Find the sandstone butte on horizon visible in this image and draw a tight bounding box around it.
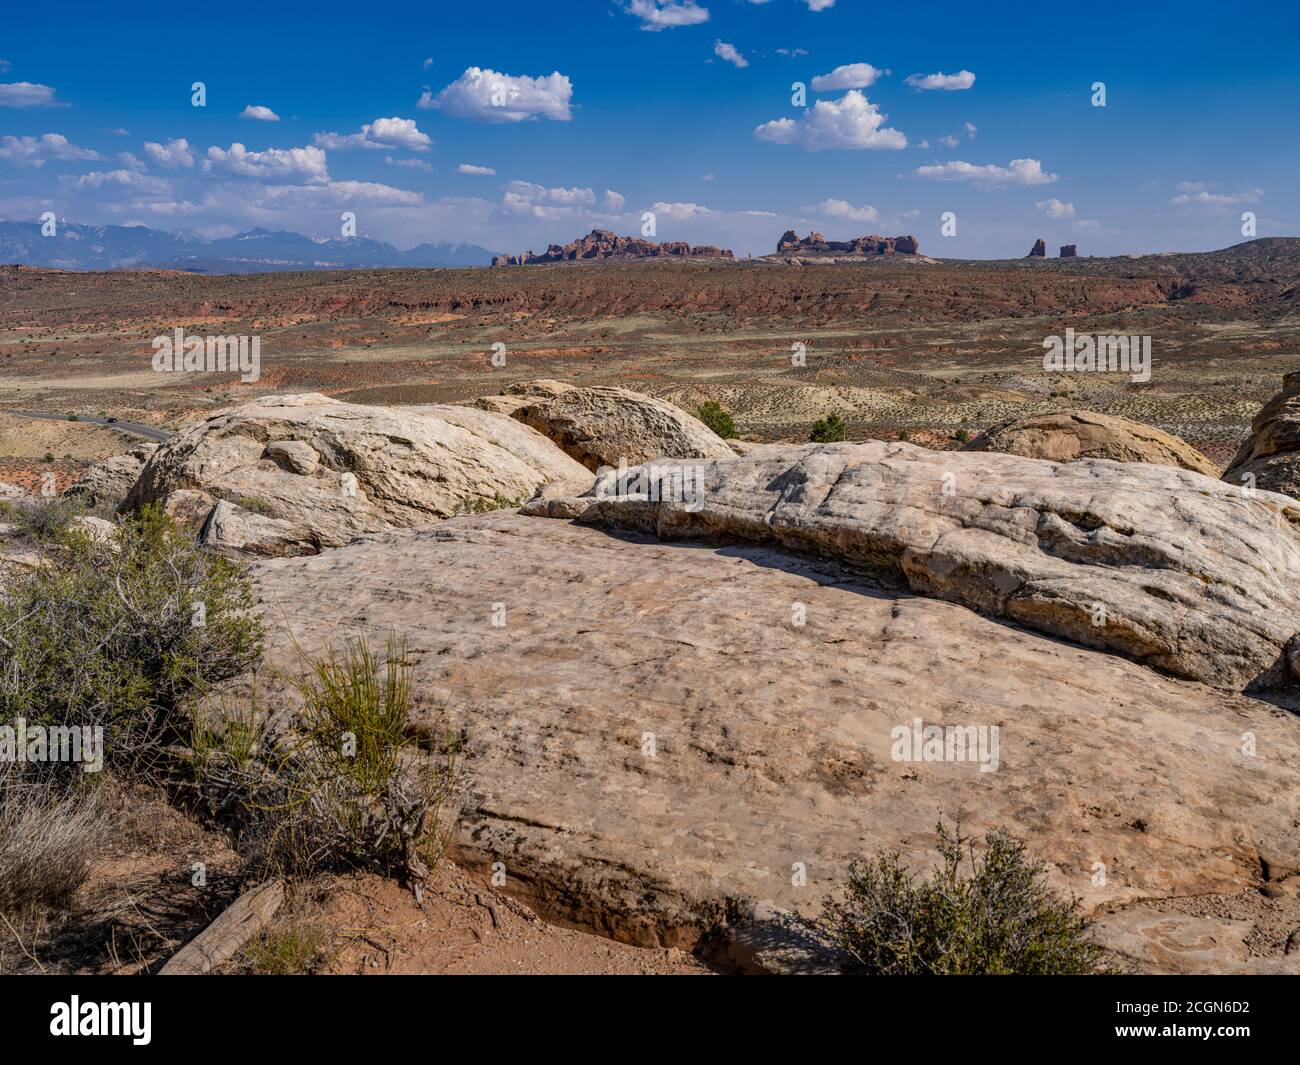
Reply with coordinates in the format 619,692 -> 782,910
490,228 -> 925,266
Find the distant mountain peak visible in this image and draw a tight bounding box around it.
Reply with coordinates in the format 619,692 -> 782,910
0,219 -> 498,273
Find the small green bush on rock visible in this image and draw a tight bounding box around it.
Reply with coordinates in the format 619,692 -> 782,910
695,400 -> 738,440
810,413 -> 847,443
0,504 -> 263,771
822,822 -> 1105,975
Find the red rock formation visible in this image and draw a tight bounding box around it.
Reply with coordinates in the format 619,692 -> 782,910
775,231 -> 920,256
1028,239 -> 1047,257
492,230 -> 733,266
1060,244 -> 1078,258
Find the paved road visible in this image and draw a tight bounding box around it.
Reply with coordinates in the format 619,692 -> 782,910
1,409 -> 173,442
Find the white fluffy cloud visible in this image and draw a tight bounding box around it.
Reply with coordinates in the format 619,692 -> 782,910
714,41 -> 748,68
69,169 -> 171,194
905,70 -> 976,91
502,181 -> 604,219
1170,186 -> 1262,208
457,163 -> 496,175
810,63 -> 886,91
651,201 -> 713,220
807,198 -> 879,223
915,158 -> 1057,186
250,180 -> 422,208
603,189 -> 626,211
313,117 -> 431,151
0,133 -> 99,167
421,67 -> 573,123
204,142 -> 330,183
143,138 -> 195,169
804,0 -> 835,9
386,156 -> 432,172
1036,198 -> 1075,218
755,91 -> 907,150
241,104 -> 280,122
626,1 -> 710,31
0,81 -> 62,107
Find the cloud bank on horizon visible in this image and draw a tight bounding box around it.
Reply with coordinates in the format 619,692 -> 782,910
0,0 -> 1293,259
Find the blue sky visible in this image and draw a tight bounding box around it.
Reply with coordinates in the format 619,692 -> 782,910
1,0 -> 1296,258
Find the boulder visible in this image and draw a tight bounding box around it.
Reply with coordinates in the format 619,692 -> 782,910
62,442 -> 158,508
502,379 -> 576,400
511,385 -> 736,472
474,395 -> 530,416
123,393 -> 592,555
962,409 -> 1219,476
1222,370 -> 1300,500
199,500 -> 318,558
535,442 -> 1300,691
215,511 -> 1300,972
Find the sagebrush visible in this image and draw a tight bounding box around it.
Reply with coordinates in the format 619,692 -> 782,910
695,400 -> 737,439
187,635 -> 458,893
0,505 -> 264,772
822,822 -> 1105,975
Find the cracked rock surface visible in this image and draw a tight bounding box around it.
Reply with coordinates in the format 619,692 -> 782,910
220,511 -> 1300,973
543,442 -> 1300,691
123,393 -> 592,555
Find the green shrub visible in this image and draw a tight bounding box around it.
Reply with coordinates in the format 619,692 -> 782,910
955,428 -> 971,444
9,496 -> 84,543
809,413 -> 847,443
695,400 -> 737,439
188,635 -> 457,892
243,920 -> 330,975
822,822 -> 1105,975
0,504 -> 263,772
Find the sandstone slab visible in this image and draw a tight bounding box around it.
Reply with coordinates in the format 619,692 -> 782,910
538,442 -> 1300,691
224,512 -> 1300,972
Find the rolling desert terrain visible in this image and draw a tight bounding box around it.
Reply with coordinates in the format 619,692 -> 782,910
2,237 -> 1297,483
3,239 -> 1300,984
